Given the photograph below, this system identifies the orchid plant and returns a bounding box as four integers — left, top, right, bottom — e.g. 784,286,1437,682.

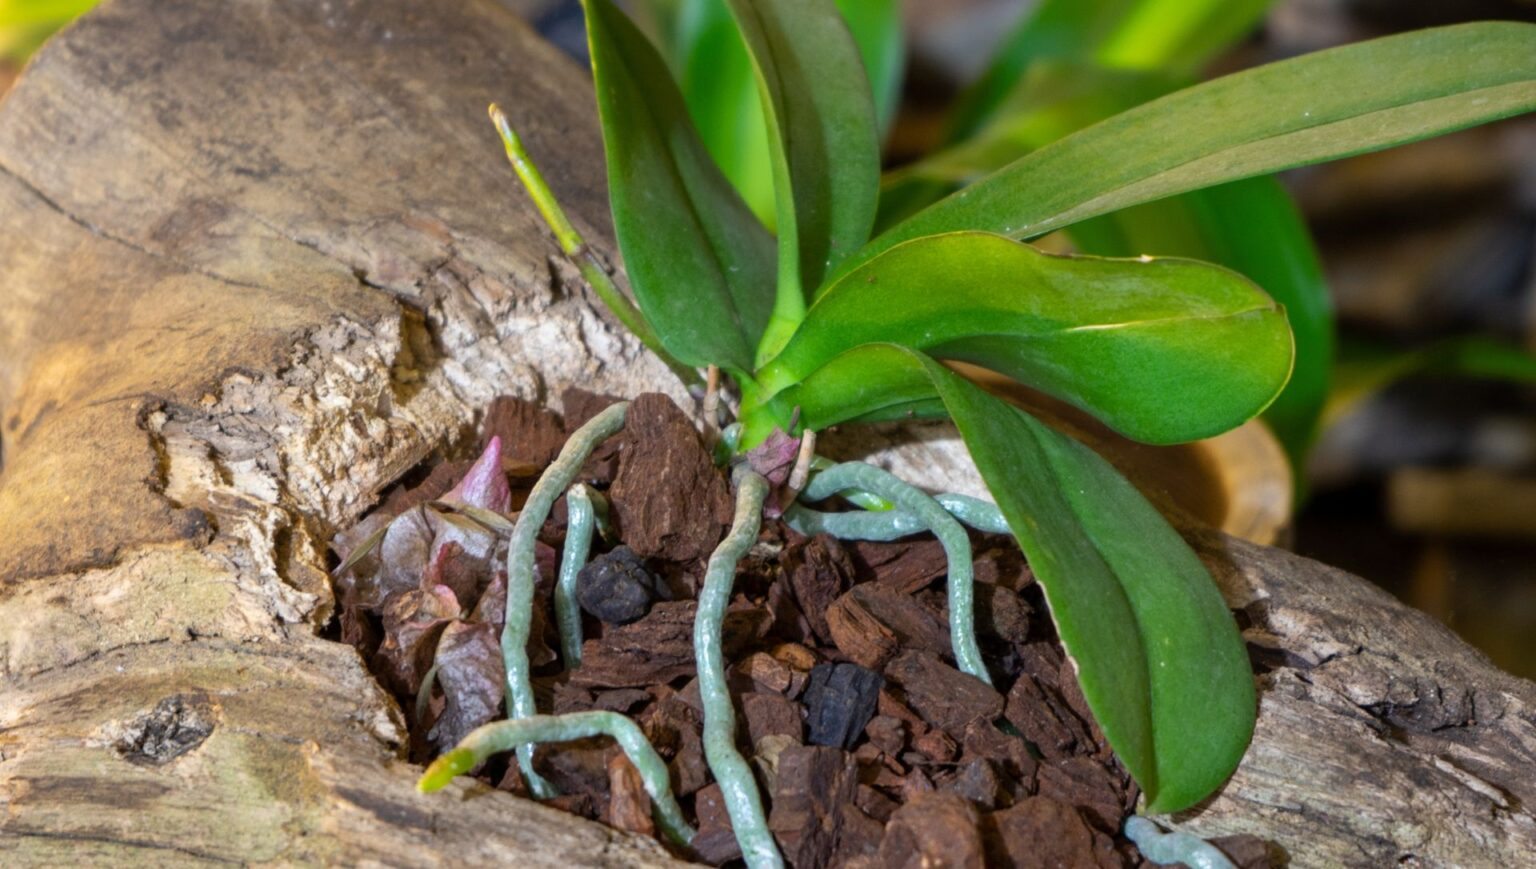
566,0,1536,815
410,1,1536,860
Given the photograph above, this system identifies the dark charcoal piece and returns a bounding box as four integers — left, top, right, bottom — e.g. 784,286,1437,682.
804,662,884,750
576,545,663,625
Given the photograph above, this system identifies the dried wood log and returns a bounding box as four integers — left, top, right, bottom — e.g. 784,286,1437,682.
0,1,1532,867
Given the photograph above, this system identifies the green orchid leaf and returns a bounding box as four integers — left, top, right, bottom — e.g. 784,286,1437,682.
882,62,1335,469
747,342,942,442
759,232,1293,445
878,63,1176,231
667,0,901,232
855,22,1536,273
916,354,1256,814
725,0,882,347
1070,177,1334,468
947,0,1270,145
584,0,776,373
672,0,776,226
830,0,904,138
771,344,1256,812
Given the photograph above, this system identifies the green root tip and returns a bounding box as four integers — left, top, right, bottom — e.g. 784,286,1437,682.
418,748,478,793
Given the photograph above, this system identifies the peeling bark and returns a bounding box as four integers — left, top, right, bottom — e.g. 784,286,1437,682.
0,0,1532,866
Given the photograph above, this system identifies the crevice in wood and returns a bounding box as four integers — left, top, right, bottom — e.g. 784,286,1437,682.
0,158,271,295
2,829,244,865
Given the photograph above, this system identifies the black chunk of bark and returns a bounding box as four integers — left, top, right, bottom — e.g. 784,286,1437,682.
804,662,884,750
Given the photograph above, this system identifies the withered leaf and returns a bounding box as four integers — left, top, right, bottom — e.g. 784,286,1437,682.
373,506,436,607
378,584,460,695
427,619,505,753
422,540,484,613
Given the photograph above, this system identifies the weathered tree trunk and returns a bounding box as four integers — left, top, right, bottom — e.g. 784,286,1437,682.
0,1,1530,866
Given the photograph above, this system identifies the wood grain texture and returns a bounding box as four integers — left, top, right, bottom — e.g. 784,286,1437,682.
0,1,1531,866
0,0,686,864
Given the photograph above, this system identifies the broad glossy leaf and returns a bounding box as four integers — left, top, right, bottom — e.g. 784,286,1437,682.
726,0,881,303
771,345,1256,811
856,22,1536,272
758,232,1292,445
915,354,1255,814
884,60,1335,466
1071,178,1334,466
584,0,775,373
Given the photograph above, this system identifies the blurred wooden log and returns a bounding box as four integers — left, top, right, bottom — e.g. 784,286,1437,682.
0,1,1533,866
1390,466,1536,539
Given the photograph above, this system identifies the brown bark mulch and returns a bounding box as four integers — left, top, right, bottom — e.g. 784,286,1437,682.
330,391,1273,869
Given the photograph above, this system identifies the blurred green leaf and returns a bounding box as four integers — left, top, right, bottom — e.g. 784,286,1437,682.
858,23,1536,272
877,62,1175,230
667,0,902,229
0,0,96,28
0,0,97,62
672,0,776,225
725,0,881,338
946,0,1271,145
759,231,1293,445
1090,0,1269,73
830,0,903,138
1326,337,1536,428
897,63,1176,188
584,0,776,373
